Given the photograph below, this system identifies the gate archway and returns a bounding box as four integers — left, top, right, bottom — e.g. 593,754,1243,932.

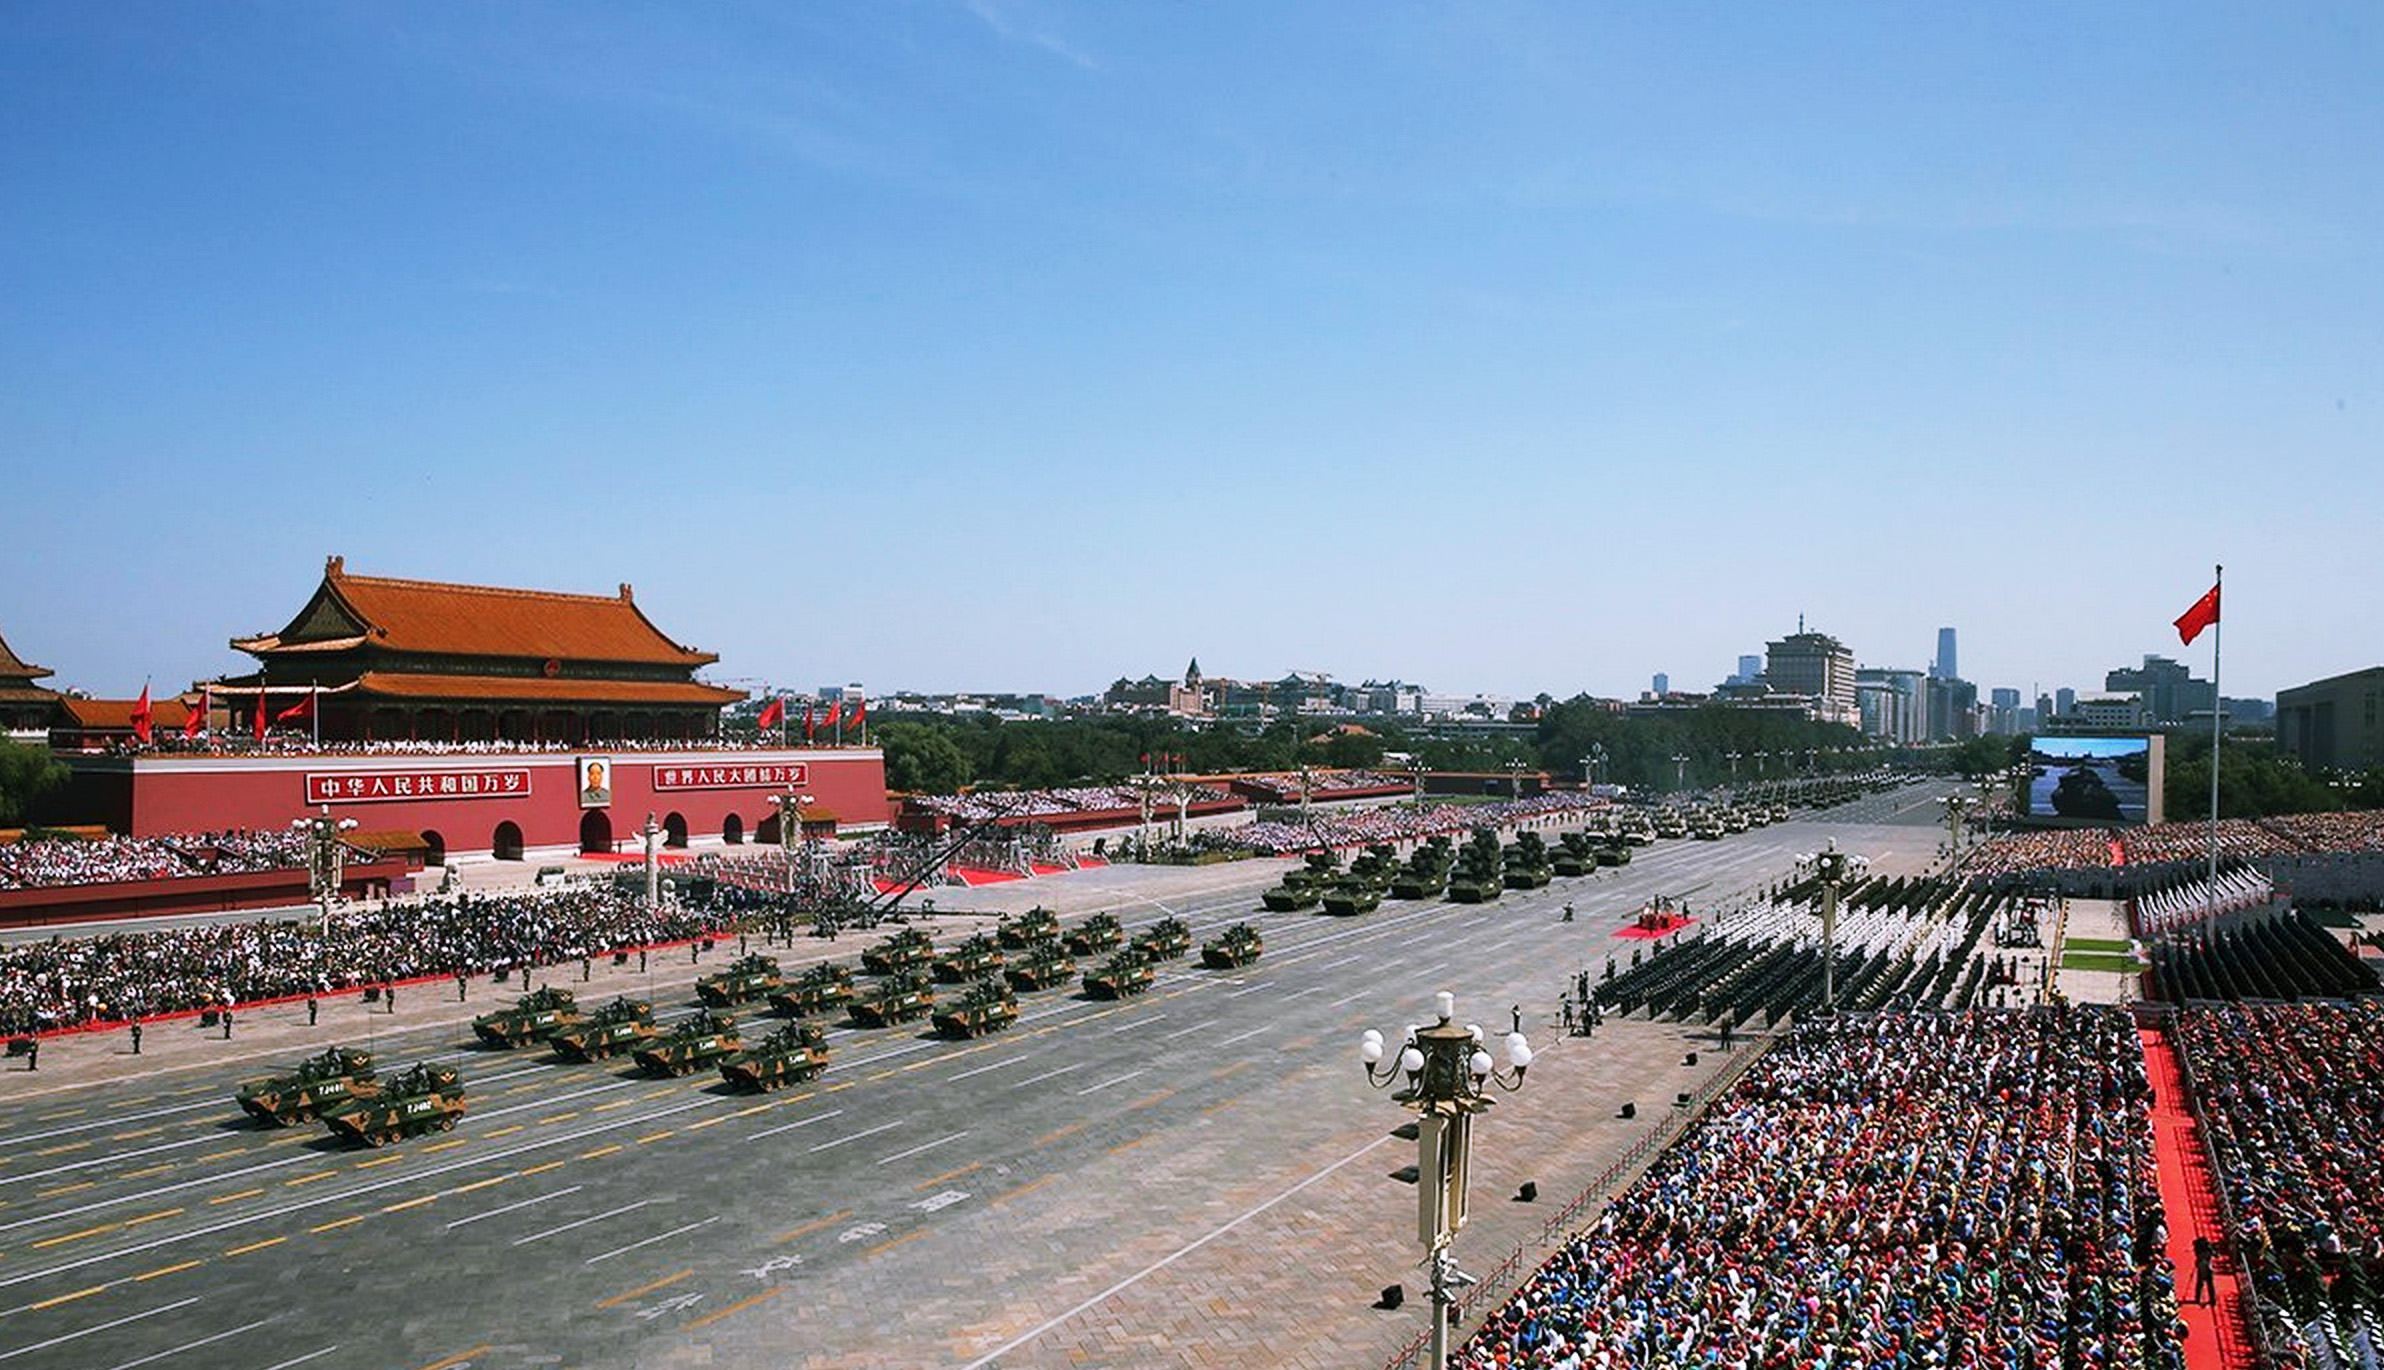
723,813,745,845
421,830,447,868
492,821,525,862
580,810,615,855
662,812,689,849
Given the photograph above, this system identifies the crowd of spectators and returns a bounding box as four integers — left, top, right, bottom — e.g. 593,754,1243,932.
0,830,315,891
905,784,1235,823
1233,769,1412,802
0,886,721,1035
1454,1007,2184,1370
1961,829,2120,882
1962,812,2384,886
2172,1001,2384,1368
2132,868,2279,938
88,734,798,759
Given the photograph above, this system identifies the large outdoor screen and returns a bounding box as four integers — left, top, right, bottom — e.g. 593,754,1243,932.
2025,734,2163,827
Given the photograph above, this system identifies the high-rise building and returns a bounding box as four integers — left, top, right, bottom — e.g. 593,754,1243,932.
1651,672,1670,696
2104,655,2215,725
1925,675,1980,740
1735,654,1763,686
1765,630,1858,724
2055,687,2076,718
1988,687,2021,736
1933,628,1958,681
1856,667,1926,743
2277,667,2384,772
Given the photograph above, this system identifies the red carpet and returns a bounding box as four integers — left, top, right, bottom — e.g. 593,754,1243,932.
581,850,692,866
2139,1026,2257,1370
1029,862,1069,876
1614,913,1693,941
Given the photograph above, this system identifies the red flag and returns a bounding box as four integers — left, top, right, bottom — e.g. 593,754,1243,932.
2174,583,2221,646
130,684,154,744
254,695,269,742
276,692,316,723
756,697,785,731
183,697,206,740
803,702,816,742
847,697,866,732
821,701,843,733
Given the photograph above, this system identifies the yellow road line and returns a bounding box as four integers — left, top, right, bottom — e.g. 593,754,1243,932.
208,1187,266,1206
121,1163,176,1181
683,1286,779,1331
355,1154,406,1169
862,1228,929,1260
414,1347,493,1370
110,1126,166,1141
419,1139,468,1154
450,1176,510,1196
33,1224,116,1249
519,1160,568,1177
914,1162,982,1191
594,1267,694,1310
309,1215,366,1234
285,1171,337,1187
382,1195,438,1213
577,1145,620,1161
993,1175,1055,1207
772,1209,850,1245
225,1237,287,1257
34,1181,95,1199
482,1125,523,1139
125,1207,184,1227
197,1148,242,1162
685,1115,729,1131
136,1259,203,1281
27,1285,105,1312
1210,1059,1253,1082
34,1141,90,1157
1033,1122,1084,1148
731,1101,777,1117
590,1098,639,1113
1127,1088,1178,1111
538,1112,581,1125
1105,1134,1154,1157
634,1130,675,1145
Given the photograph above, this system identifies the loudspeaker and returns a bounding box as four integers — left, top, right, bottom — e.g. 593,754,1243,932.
1619,1101,1636,1119
1516,1181,1538,1203
1376,1284,1405,1310
1675,1091,1693,1108
1685,1051,1699,1066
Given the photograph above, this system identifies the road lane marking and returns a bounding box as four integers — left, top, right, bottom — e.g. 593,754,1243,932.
1223,982,1274,998
355,1155,405,1169
1107,1015,1166,1032
772,1209,851,1245
1009,1064,1083,1088
382,1195,438,1214
748,1109,842,1141
1127,1089,1177,1111
208,1188,265,1205
419,1140,468,1154
1074,1071,1144,1097
413,1347,492,1370
124,1208,182,1227
992,1175,1054,1206
224,1237,286,1256
576,1145,621,1161
445,1186,582,1230
635,1131,675,1145
1327,990,1370,1007
23,1285,107,1312
595,1267,694,1309
99,1313,270,1369
483,1125,523,1139
32,1183,94,1200
32,1224,116,1250
513,1199,650,1245
1033,1122,1084,1147
1214,1025,1270,1047
874,1132,966,1165
808,1120,905,1153
258,1347,339,1370
914,1163,982,1191
1160,1020,1217,1040
683,1286,778,1331
585,1215,719,1265
1319,955,1363,970
950,1057,1026,1080
308,1215,366,1234
0,1295,198,1362
132,1255,203,1281
284,1171,336,1187
450,1176,510,1196
862,1227,929,1259
520,1160,570,1176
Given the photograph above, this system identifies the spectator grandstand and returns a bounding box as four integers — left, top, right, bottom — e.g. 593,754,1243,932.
0,829,315,890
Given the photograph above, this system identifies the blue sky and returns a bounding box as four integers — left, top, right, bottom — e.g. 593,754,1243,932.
4,2,2377,705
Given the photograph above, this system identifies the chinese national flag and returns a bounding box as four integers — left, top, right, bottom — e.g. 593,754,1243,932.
2174,583,2221,646
847,697,866,731
756,697,785,731
253,696,269,742
183,699,206,739
821,701,843,733
276,692,316,723
803,703,816,742
130,684,154,744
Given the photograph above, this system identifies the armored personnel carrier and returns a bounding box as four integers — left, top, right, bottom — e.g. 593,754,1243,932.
848,970,934,1028
1447,831,1506,903
1002,939,1078,991
1132,917,1193,961
549,997,658,1062
1083,948,1155,999
1390,838,1453,901
634,1009,743,1077
472,986,580,1048
1063,912,1124,956
321,1062,465,1147
1260,878,1321,912
1503,832,1554,888
236,1046,377,1127
1321,875,1383,916
1551,831,1598,878
995,907,1061,950
931,933,1006,984
1200,923,1265,969
930,978,1020,1039
860,928,935,976
1597,840,1632,867
767,962,856,1018
695,954,783,1006
718,1022,830,1092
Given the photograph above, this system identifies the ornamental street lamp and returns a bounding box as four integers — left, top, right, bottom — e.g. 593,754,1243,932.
1409,760,1428,803
1361,991,1532,1370
771,789,814,895
291,806,358,936
1795,840,1868,1013
1504,758,1528,801
1725,749,1742,784
1942,793,1974,852
641,813,665,916
1671,753,1689,790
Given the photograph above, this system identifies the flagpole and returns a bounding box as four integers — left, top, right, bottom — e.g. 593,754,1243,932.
2208,564,2222,898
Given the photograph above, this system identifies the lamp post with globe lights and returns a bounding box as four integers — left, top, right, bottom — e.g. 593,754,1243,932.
1361,991,1533,1370
292,806,358,936
1795,840,1868,1013
771,789,814,896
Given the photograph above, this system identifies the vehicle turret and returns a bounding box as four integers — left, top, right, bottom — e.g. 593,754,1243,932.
633,1008,743,1076
1200,923,1265,969
236,1046,378,1126
695,953,784,1006
718,1022,831,1092
548,997,659,1062
847,970,934,1028
931,933,1006,984
1083,949,1156,1000
930,978,1020,1039
472,986,581,1048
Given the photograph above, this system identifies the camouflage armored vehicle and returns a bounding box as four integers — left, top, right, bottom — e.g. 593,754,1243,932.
931,933,1006,984
1002,939,1078,991
1320,875,1383,916
1063,912,1124,956
1503,832,1554,888
1132,916,1193,961
1200,923,1265,969
718,1021,830,1092
1083,948,1156,999
930,978,1020,1039
634,1009,743,1077
848,970,934,1028
695,954,783,1006
321,1062,465,1147
472,986,580,1048
860,928,935,976
1260,877,1321,912
767,962,856,1018
1447,831,1506,903
236,1046,377,1126
1390,838,1454,901
995,907,1061,950
549,997,658,1062
1597,840,1632,867
1551,831,1598,878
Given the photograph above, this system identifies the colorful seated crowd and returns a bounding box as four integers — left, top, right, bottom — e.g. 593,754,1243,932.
1964,812,2384,883
0,886,719,1035
1454,1007,2185,1370
1204,792,1608,856
2171,1001,2384,1368
0,829,314,891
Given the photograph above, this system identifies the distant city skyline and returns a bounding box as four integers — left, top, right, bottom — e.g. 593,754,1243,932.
4,5,2374,705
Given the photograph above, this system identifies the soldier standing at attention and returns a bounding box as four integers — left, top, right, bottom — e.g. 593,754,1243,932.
130,1022,142,1055
222,1010,234,1040
1509,1003,1522,1034
306,996,319,1026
